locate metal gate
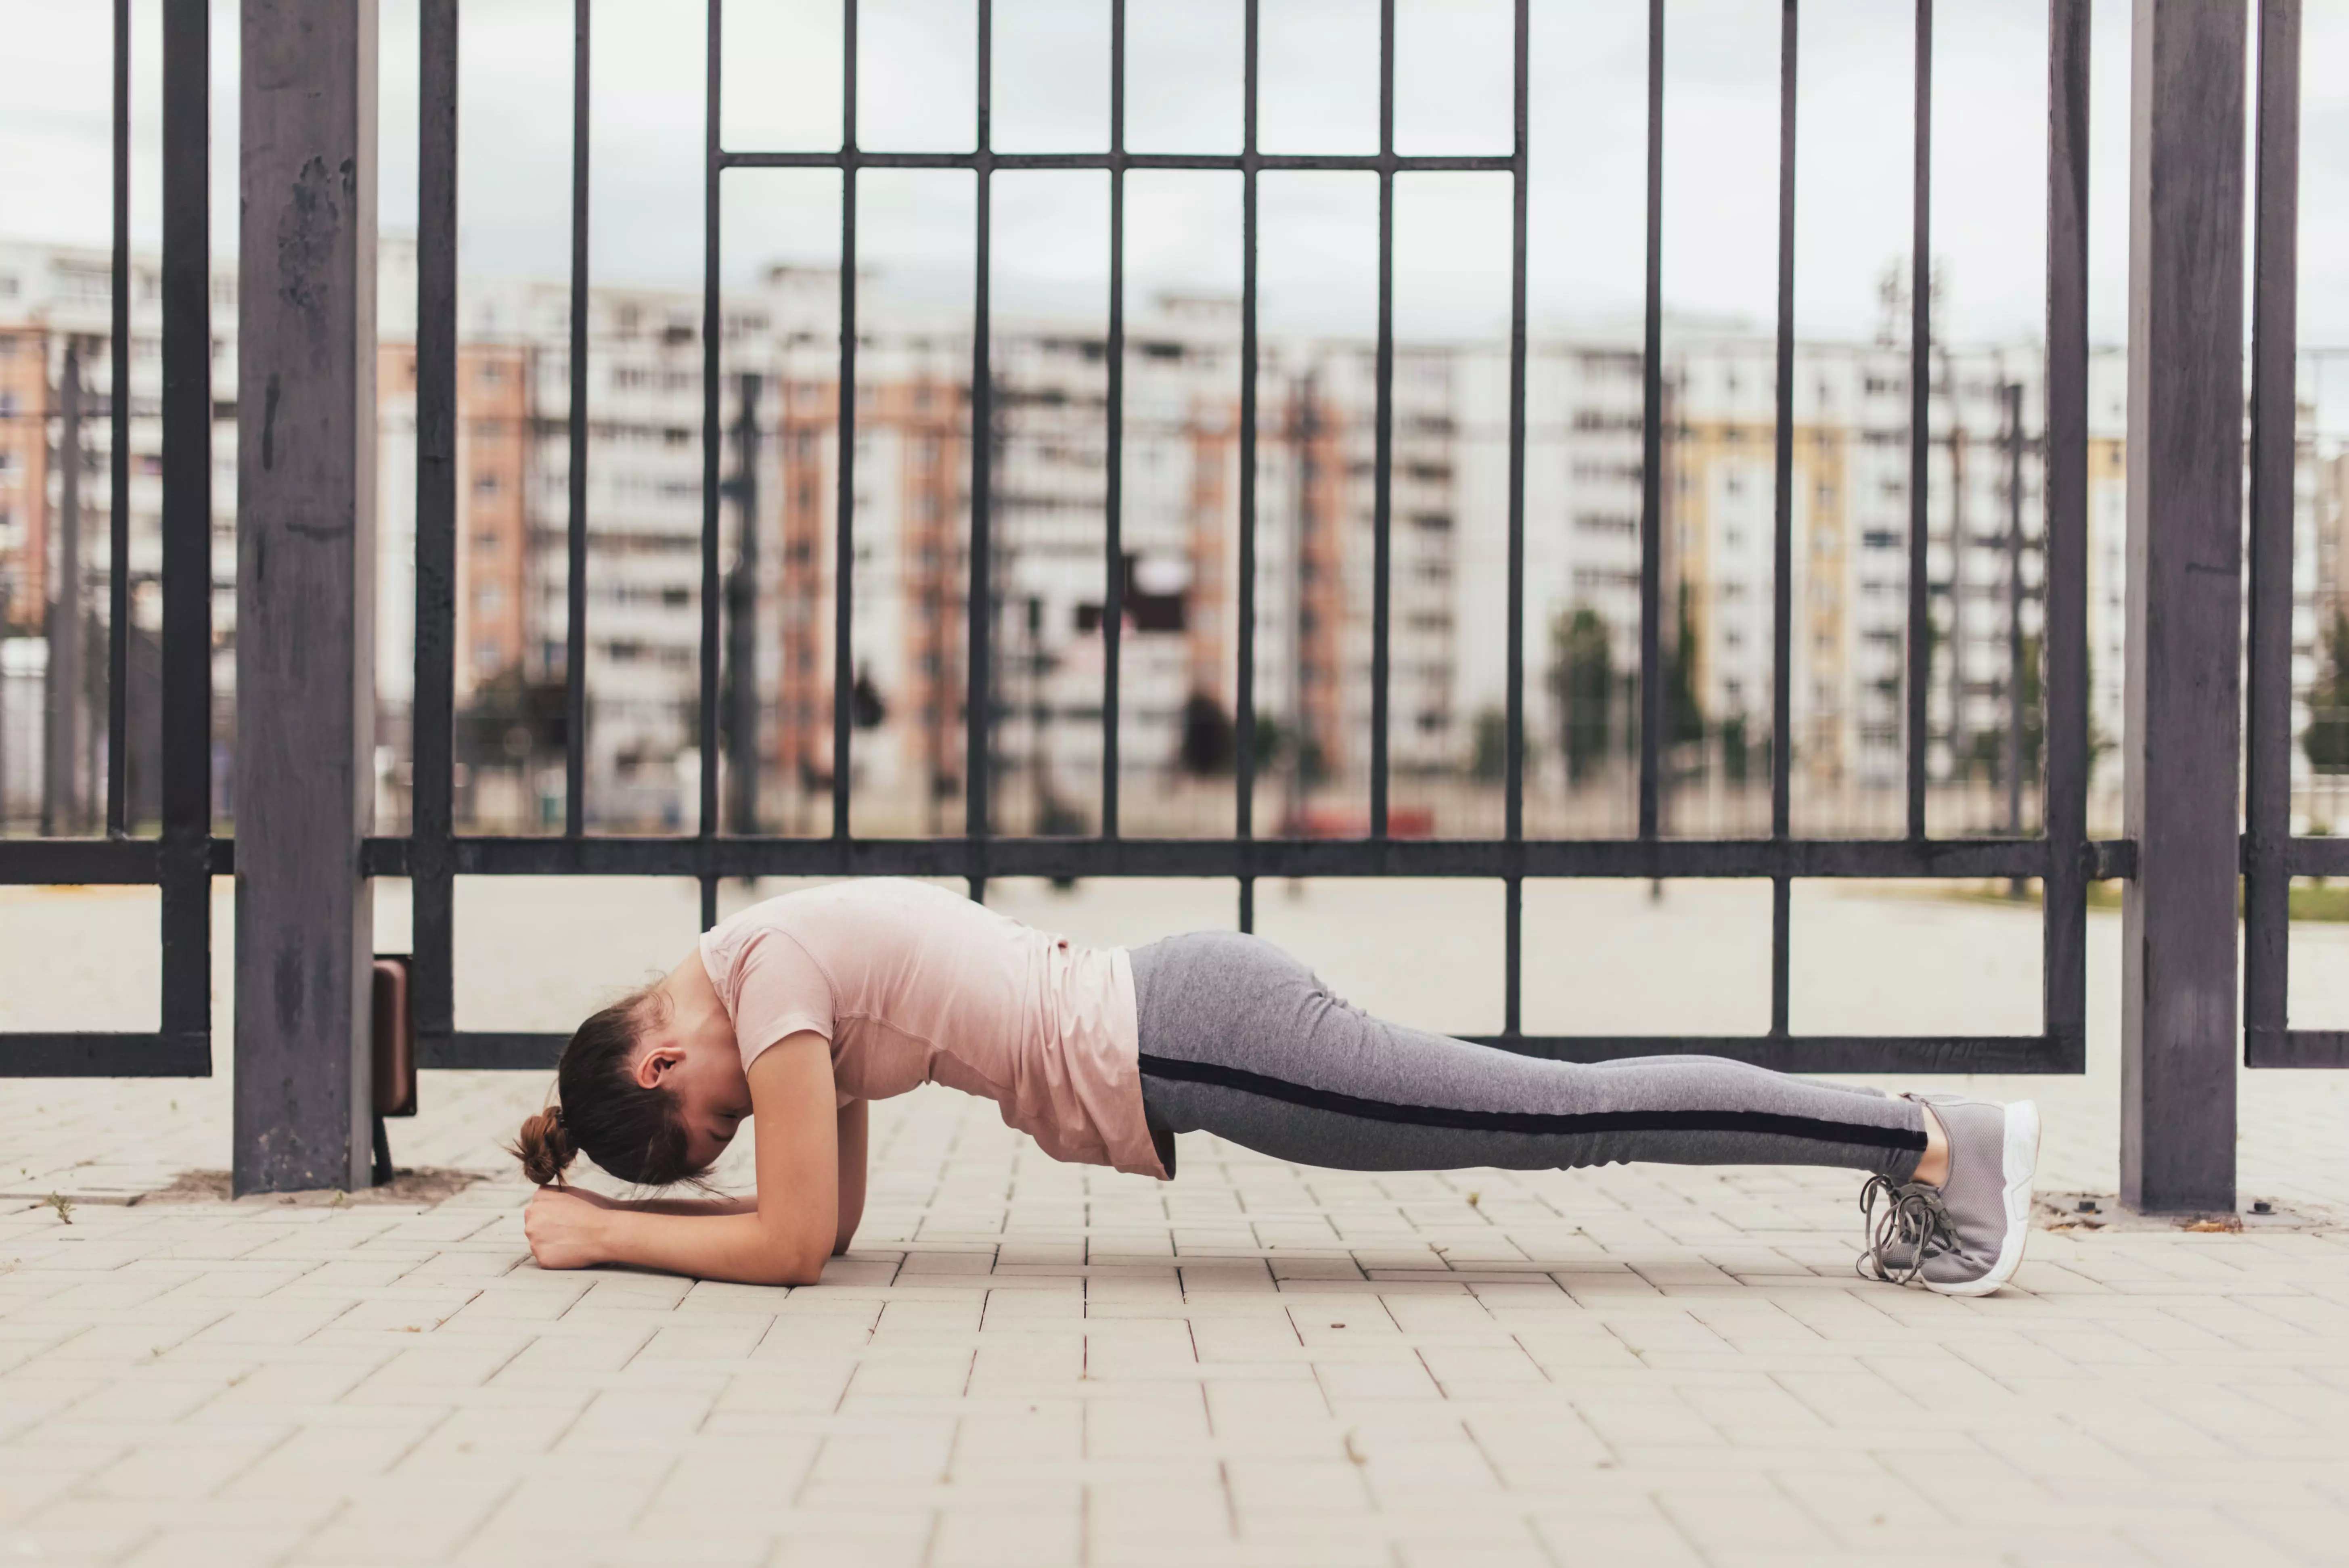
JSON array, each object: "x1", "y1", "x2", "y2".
[
  {"x1": 378, "y1": 0, "x2": 2101, "y2": 1074},
  {"x1": 0, "y1": 0, "x2": 214, "y2": 1078}
]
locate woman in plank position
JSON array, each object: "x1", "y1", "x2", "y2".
[{"x1": 514, "y1": 877, "x2": 2039, "y2": 1295}]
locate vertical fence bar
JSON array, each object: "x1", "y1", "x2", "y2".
[
  {"x1": 158, "y1": 0, "x2": 211, "y2": 1059},
  {"x1": 1638, "y1": 0, "x2": 1665, "y2": 842},
  {"x1": 413, "y1": 0, "x2": 459, "y2": 1054},
  {"x1": 700, "y1": 0, "x2": 724, "y2": 929},
  {"x1": 1369, "y1": 0, "x2": 1394, "y2": 841},
  {"x1": 565, "y1": 0, "x2": 591, "y2": 838},
  {"x1": 1103, "y1": 0, "x2": 1125, "y2": 845},
  {"x1": 1947, "y1": 405, "x2": 1966, "y2": 783},
  {"x1": 834, "y1": 0, "x2": 857, "y2": 844},
  {"x1": 107, "y1": 0, "x2": 130, "y2": 838},
  {"x1": 2005, "y1": 381, "x2": 2024, "y2": 836},
  {"x1": 1906, "y1": 0, "x2": 1932, "y2": 841},
  {"x1": 48, "y1": 343, "x2": 83, "y2": 838},
  {"x1": 1769, "y1": 0, "x2": 1796, "y2": 1036},
  {"x1": 234, "y1": 0, "x2": 379, "y2": 1191},
  {"x1": 2244, "y1": 0, "x2": 2301, "y2": 1065},
  {"x1": 727, "y1": 376, "x2": 762, "y2": 846},
  {"x1": 2121, "y1": 0, "x2": 2246, "y2": 1214},
  {"x1": 1236, "y1": 0, "x2": 1259, "y2": 933},
  {"x1": 2041, "y1": 0, "x2": 2089, "y2": 1070},
  {"x1": 1503, "y1": 0, "x2": 1528, "y2": 1037},
  {"x1": 966, "y1": 0, "x2": 994, "y2": 892}
]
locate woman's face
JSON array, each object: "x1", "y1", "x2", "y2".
[{"x1": 632, "y1": 1028, "x2": 754, "y2": 1174}]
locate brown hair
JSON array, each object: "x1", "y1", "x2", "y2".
[{"x1": 510, "y1": 984, "x2": 707, "y2": 1188}]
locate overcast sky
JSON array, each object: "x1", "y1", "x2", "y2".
[{"x1": 5, "y1": 0, "x2": 2348, "y2": 401}]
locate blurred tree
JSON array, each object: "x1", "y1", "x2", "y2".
[
  {"x1": 852, "y1": 668, "x2": 888, "y2": 730},
  {"x1": 1179, "y1": 692, "x2": 1235, "y2": 775},
  {"x1": 1669, "y1": 580, "x2": 1705, "y2": 746},
  {"x1": 1721, "y1": 712, "x2": 1750, "y2": 785},
  {"x1": 1550, "y1": 607, "x2": 1613, "y2": 785},
  {"x1": 1470, "y1": 706, "x2": 1507, "y2": 782},
  {"x1": 1252, "y1": 713, "x2": 1283, "y2": 770},
  {"x1": 2307, "y1": 612, "x2": 2349, "y2": 773}
]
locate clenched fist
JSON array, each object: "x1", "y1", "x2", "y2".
[{"x1": 522, "y1": 1185, "x2": 611, "y2": 1270}]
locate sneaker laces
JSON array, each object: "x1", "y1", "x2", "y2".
[{"x1": 1856, "y1": 1175, "x2": 1955, "y2": 1287}]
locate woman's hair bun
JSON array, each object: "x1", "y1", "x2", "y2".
[{"x1": 511, "y1": 1104, "x2": 578, "y2": 1186}]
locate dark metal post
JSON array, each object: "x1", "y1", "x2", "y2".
[
  {"x1": 699, "y1": 0, "x2": 724, "y2": 928},
  {"x1": 2004, "y1": 381, "x2": 2024, "y2": 837},
  {"x1": 2243, "y1": 0, "x2": 2302, "y2": 1068},
  {"x1": 234, "y1": 0, "x2": 379, "y2": 1192},
  {"x1": 1369, "y1": 0, "x2": 1394, "y2": 840},
  {"x1": 1235, "y1": 0, "x2": 1259, "y2": 933},
  {"x1": 2121, "y1": 0, "x2": 2246, "y2": 1214},
  {"x1": 411, "y1": 0, "x2": 458, "y2": 1061},
  {"x1": 1945, "y1": 390, "x2": 1966, "y2": 798},
  {"x1": 1905, "y1": 0, "x2": 1932, "y2": 841},
  {"x1": 158, "y1": 0, "x2": 212, "y2": 1070},
  {"x1": 1102, "y1": 0, "x2": 1125, "y2": 843},
  {"x1": 2040, "y1": 0, "x2": 2089, "y2": 1074},
  {"x1": 1503, "y1": 0, "x2": 1528, "y2": 1035},
  {"x1": 966, "y1": 0, "x2": 996, "y2": 896},
  {"x1": 45, "y1": 340, "x2": 83, "y2": 837},
  {"x1": 728, "y1": 373, "x2": 763, "y2": 835},
  {"x1": 1769, "y1": 0, "x2": 1798, "y2": 1033},
  {"x1": 107, "y1": 0, "x2": 132, "y2": 838},
  {"x1": 564, "y1": 0, "x2": 590, "y2": 837},
  {"x1": 1636, "y1": 0, "x2": 1664, "y2": 842},
  {"x1": 832, "y1": 0, "x2": 858, "y2": 846}
]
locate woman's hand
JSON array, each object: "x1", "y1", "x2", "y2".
[{"x1": 522, "y1": 1185, "x2": 610, "y2": 1269}]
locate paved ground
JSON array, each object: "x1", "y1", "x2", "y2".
[{"x1": 2, "y1": 878, "x2": 2349, "y2": 1566}]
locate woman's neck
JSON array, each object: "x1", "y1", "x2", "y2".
[{"x1": 658, "y1": 948, "x2": 736, "y2": 1055}]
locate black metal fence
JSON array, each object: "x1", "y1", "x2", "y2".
[
  {"x1": 2242, "y1": 0, "x2": 2341, "y2": 1071},
  {"x1": 0, "y1": 1, "x2": 2318, "y2": 1211},
  {"x1": 387, "y1": 0, "x2": 2102, "y2": 1075},
  {"x1": 0, "y1": 0, "x2": 214, "y2": 1078}
]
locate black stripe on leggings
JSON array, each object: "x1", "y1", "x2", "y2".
[{"x1": 1137, "y1": 1053, "x2": 1928, "y2": 1152}]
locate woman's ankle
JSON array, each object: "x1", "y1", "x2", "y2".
[{"x1": 1911, "y1": 1101, "x2": 1951, "y2": 1187}]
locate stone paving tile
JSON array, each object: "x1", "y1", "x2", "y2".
[
  {"x1": 2, "y1": 889, "x2": 2349, "y2": 1563},
  {"x1": 11, "y1": 1093, "x2": 2347, "y2": 1568}
]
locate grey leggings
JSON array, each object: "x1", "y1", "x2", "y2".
[{"x1": 1130, "y1": 931, "x2": 1926, "y2": 1182}]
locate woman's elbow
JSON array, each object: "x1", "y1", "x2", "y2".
[
  {"x1": 744, "y1": 1233, "x2": 831, "y2": 1287},
  {"x1": 737, "y1": 1256, "x2": 823, "y2": 1288}
]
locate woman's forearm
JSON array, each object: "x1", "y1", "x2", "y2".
[
  {"x1": 834, "y1": 1100, "x2": 869, "y2": 1255},
  {"x1": 611, "y1": 1194, "x2": 757, "y2": 1218},
  {"x1": 589, "y1": 1208, "x2": 827, "y2": 1287}
]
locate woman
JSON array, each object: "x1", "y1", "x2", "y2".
[{"x1": 516, "y1": 877, "x2": 2038, "y2": 1295}]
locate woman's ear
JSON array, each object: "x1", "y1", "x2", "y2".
[{"x1": 632, "y1": 1044, "x2": 688, "y2": 1090}]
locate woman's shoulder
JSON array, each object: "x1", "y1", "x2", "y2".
[{"x1": 717, "y1": 877, "x2": 965, "y2": 936}]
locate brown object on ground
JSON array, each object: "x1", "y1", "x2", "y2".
[
  {"x1": 130, "y1": 1168, "x2": 486, "y2": 1207},
  {"x1": 373, "y1": 955, "x2": 417, "y2": 1117}
]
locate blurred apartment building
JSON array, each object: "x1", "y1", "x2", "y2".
[
  {"x1": 0, "y1": 239, "x2": 239, "y2": 829},
  {"x1": 3, "y1": 233, "x2": 2341, "y2": 837}
]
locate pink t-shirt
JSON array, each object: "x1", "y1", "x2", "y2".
[{"x1": 697, "y1": 879, "x2": 1166, "y2": 1180}]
